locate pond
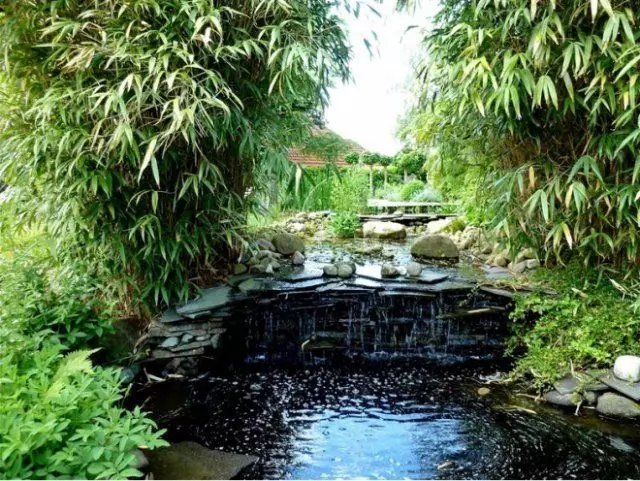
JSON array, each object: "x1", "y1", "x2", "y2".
[{"x1": 133, "y1": 362, "x2": 640, "y2": 480}]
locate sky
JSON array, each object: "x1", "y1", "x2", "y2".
[{"x1": 324, "y1": 1, "x2": 440, "y2": 156}]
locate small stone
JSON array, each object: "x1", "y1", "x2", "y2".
[
  {"x1": 477, "y1": 387, "x2": 491, "y2": 396},
  {"x1": 233, "y1": 263, "x2": 248, "y2": 275},
  {"x1": 613, "y1": 355, "x2": 640, "y2": 382},
  {"x1": 323, "y1": 264, "x2": 338, "y2": 277},
  {"x1": 159, "y1": 337, "x2": 179, "y2": 349},
  {"x1": 584, "y1": 391, "x2": 599, "y2": 405},
  {"x1": 597, "y1": 392, "x2": 640, "y2": 418},
  {"x1": 131, "y1": 449, "x2": 149, "y2": 470},
  {"x1": 381, "y1": 264, "x2": 399, "y2": 278},
  {"x1": 336, "y1": 263, "x2": 354, "y2": 278},
  {"x1": 292, "y1": 251, "x2": 305, "y2": 265},
  {"x1": 119, "y1": 367, "x2": 137, "y2": 385},
  {"x1": 396, "y1": 266, "x2": 407, "y2": 276},
  {"x1": 196, "y1": 335, "x2": 207, "y2": 341},
  {"x1": 525, "y1": 259, "x2": 541, "y2": 270},
  {"x1": 406, "y1": 262, "x2": 423, "y2": 277},
  {"x1": 181, "y1": 333, "x2": 194, "y2": 344},
  {"x1": 362, "y1": 221, "x2": 407, "y2": 240},
  {"x1": 544, "y1": 389, "x2": 581, "y2": 407},
  {"x1": 265, "y1": 263, "x2": 275, "y2": 275}
]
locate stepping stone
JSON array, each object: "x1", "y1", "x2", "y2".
[
  {"x1": 416, "y1": 271, "x2": 450, "y2": 284},
  {"x1": 146, "y1": 441, "x2": 258, "y2": 480},
  {"x1": 595, "y1": 370, "x2": 640, "y2": 401},
  {"x1": 176, "y1": 286, "x2": 234, "y2": 317},
  {"x1": 479, "y1": 286, "x2": 515, "y2": 299},
  {"x1": 553, "y1": 372, "x2": 608, "y2": 395},
  {"x1": 159, "y1": 307, "x2": 185, "y2": 324},
  {"x1": 346, "y1": 277, "x2": 385, "y2": 289}
]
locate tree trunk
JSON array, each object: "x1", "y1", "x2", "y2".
[
  {"x1": 295, "y1": 164, "x2": 303, "y2": 199},
  {"x1": 384, "y1": 168, "x2": 388, "y2": 187},
  {"x1": 369, "y1": 165, "x2": 374, "y2": 195},
  {"x1": 404, "y1": 169, "x2": 408, "y2": 183}
]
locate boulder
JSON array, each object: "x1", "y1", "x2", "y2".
[
  {"x1": 288, "y1": 222, "x2": 306, "y2": 234},
  {"x1": 425, "y1": 217, "x2": 455, "y2": 235},
  {"x1": 406, "y1": 262, "x2": 423, "y2": 277},
  {"x1": 381, "y1": 264, "x2": 399, "y2": 278},
  {"x1": 256, "y1": 238, "x2": 276, "y2": 252},
  {"x1": 272, "y1": 232, "x2": 305, "y2": 255},
  {"x1": 362, "y1": 221, "x2": 407, "y2": 240},
  {"x1": 613, "y1": 355, "x2": 640, "y2": 382},
  {"x1": 292, "y1": 251, "x2": 305, "y2": 266},
  {"x1": 493, "y1": 254, "x2": 508, "y2": 268},
  {"x1": 323, "y1": 264, "x2": 338, "y2": 277},
  {"x1": 410, "y1": 235, "x2": 460, "y2": 260},
  {"x1": 146, "y1": 441, "x2": 258, "y2": 480},
  {"x1": 336, "y1": 263, "x2": 354, "y2": 278},
  {"x1": 526, "y1": 259, "x2": 541, "y2": 270},
  {"x1": 509, "y1": 261, "x2": 528, "y2": 274},
  {"x1": 596, "y1": 392, "x2": 640, "y2": 418}
]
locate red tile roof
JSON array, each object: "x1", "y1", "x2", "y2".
[{"x1": 288, "y1": 148, "x2": 349, "y2": 167}]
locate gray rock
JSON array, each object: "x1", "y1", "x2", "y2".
[
  {"x1": 493, "y1": 254, "x2": 508, "y2": 267},
  {"x1": 381, "y1": 264, "x2": 399, "y2": 278},
  {"x1": 516, "y1": 247, "x2": 536, "y2": 262},
  {"x1": 292, "y1": 251, "x2": 305, "y2": 265},
  {"x1": 544, "y1": 389, "x2": 581, "y2": 407},
  {"x1": 553, "y1": 373, "x2": 608, "y2": 394},
  {"x1": 256, "y1": 238, "x2": 276, "y2": 251},
  {"x1": 323, "y1": 264, "x2": 338, "y2": 277},
  {"x1": 272, "y1": 232, "x2": 305, "y2": 255},
  {"x1": 265, "y1": 263, "x2": 275, "y2": 275},
  {"x1": 176, "y1": 286, "x2": 232, "y2": 317},
  {"x1": 584, "y1": 391, "x2": 599, "y2": 405},
  {"x1": 181, "y1": 333, "x2": 194, "y2": 344},
  {"x1": 362, "y1": 221, "x2": 407, "y2": 240},
  {"x1": 509, "y1": 261, "x2": 528, "y2": 274},
  {"x1": 597, "y1": 392, "x2": 640, "y2": 418},
  {"x1": 352, "y1": 243, "x2": 383, "y2": 255},
  {"x1": 336, "y1": 263, "x2": 354, "y2": 278},
  {"x1": 119, "y1": 366, "x2": 138, "y2": 385},
  {"x1": 410, "y1": 235, "x2": 460, "y2": 260},
  {"x1": 159, "y1": 337, "x2": 180, "y2": 349},
  {"x1": 406, "y1": 262, "x2": 423, "y2": 277},
  {"x1": 146, "y1": 441, "x2": 258, "y2": 480},
  {"x1": 210, "y1": 333, "x2": 223, "y2": 349},
  {"x1": 288, "y1": 222, "x2": 306, "y2": 233},
  {"x1": 525, "y1": 259, "x2": 541, "y2": 270}
]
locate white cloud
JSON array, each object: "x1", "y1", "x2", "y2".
[{"x1": 325, "y1": 1, "x2": 440, "y2": 156}]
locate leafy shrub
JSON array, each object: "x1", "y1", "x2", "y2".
[
  {"x1": 0, "y1": 341, "x2": 167, "y2": 479},
  {"x1": 410, "y1": 186, "x2": 443, "y2": 203},
  {"x1": 507, "y1": 264, "x2": 640, "y2": 389},
  {"x1": 0, "y1": 0, "x2": 350, "y2": 307},
  {"x1": 399, "y1": 180, "x2": 425, "y2": 201},
  {"x1": 444, "y1": 217, "x2": 467, "y2": 233},
  {"x1": 330, "y1": 212, "x2": 360, "y2": 238},
  {"x1": 331, "y1": 170, "x2": 370, "y2": 214},
  {"x1": 0, "y1": 238, "x2": 118, "y2": 350},
  {"x1": 418, "y1": 0, "x2": 640, "y2": 268},
  {"x1": 0, "y1": 237, "x2": 167, "y2": 479},
  {"x1": 376, "y1": 185, "x2": 402, "y2": 202}
]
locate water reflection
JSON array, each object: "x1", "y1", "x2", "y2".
[{"x1": 136, "y1": 364, "x2": 640, "y2": 480}]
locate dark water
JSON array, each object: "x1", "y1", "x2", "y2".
[{"x1": 135, "y1": 363, "x2": 640, "y2": 479}]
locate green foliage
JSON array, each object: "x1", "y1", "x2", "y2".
[
  {"x1": 444, "y1": 217, "x2": 467, "y2": 233},
  {"x1": 416, "y1": 0, "x2": 640, "y2": 267},
  {"x1": 393, "y1": 149, "x2": 426, "y2": 177},
  {"x1": 0, "y1": 0, "x2": 350, "y2": 307},
  {"x1": 301, "y1": 130, "x2": 362, "y2": 164},
  {"x1": 0, "y1": 341, "x2": 167, "y2": 479},
  {"x1": 330, "y1": 212, "x2": 360, "y2": 238},
  {"x1": 399, "y1": 180, "x2": 425, "y2": 201},
  {"x1": 360, "y1": 152, "x2": 382, "y2": 166},
  {"x1": 0, "y1": 236, "x2": 167, "y2": 479},
  {"x1": 331, "y1": 169, "x2": 370, "y2": 213},
  {"x1": 508, "y1": 264, "x2": 640, "y2": 389},
  {"x1": 344, "y1": 152, "x2": 361, "y2": 165},
  {"x1": 0, "y1": 237, "x2": 118, "y2": 350}
]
